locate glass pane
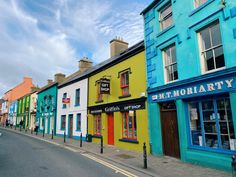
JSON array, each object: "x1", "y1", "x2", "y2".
[
  {"x1": 162, "y1": 16, "x2": 172, "y2": 30},
  {"x1": 205, "y1": 134, "x2": 218, "y2": 148},
  {"x1": 214, "y1": 46, "x2": 225, "y2": 68},
  {"x1": 195, "y1": 0, "x2": 208, "y2": 8},
  {"x1": 211, "y1": 23, "x2": 222, "y2": 47},
  {"x1": 128, "y1": 115, "x2": 133, "y2": 138},
  {"x1": 133, "y1": 115, "x2": 137, "y2": 138},
  {"x1": 204, "y1": 50, "x2": 214, "y2": 71},
  {"x1": 165, "y1": 48, "x2": 171, "y2": 65},
  {"x1": 189, "y1": 102, "x2": 203, "y2": 146},
  {"x1": 123, "y1": 113, "x2": 127, "y2": 137},
  {"x1": 173, "y1": 64, "x2": 178, "y2": 80},
  {"x1": 200, "y1": 28, "x2": 211, "y2": 50},
  {"x1": 202, "y1": 100, "x2": 214, "y2": 121},
  {"x1": 160, "y1": 5, "x2": 172, "y2": 19},
  {"x1": 171, "y1": 45, "x2": 176, "y2": 63}
]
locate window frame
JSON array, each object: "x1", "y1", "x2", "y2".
[
  {"x1": 94, "y1": 114, "x2": 102, "y2": 136},
  {"x1": 159, "y1": 2, "x2": 173, "y2": 31},
  {"x1": 122, "y1": 111, "x2": 137, "y2": 140},
  {"x1": 75, "y1": 88, "x2": 80, "y2": 106},
  {"x1": 62, "y1": 93, "x2": 67, "y2": 109},
  {"x1": 61, "y1": 115, "x2": 66, "y2": 130},
  {"x1": 198, "y1": 22, "x2": 225, "y2": 73},
  {"x1": 76, "y1": 113, "x2": 81, "y2": 131},
  {"x1": 120, "y1": 71, "x2": 129, "y2": 96}
]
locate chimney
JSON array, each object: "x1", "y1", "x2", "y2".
[
  {"x1": 23, "y1": 77, "x2": 32, "y2": 83},
  {"x1": 47, "y1": 79, "x2": 53, "y2": 84},
  {"x1": 54, "y1": 73, "x2": 66, "y2": 84},
  {"x1": 79, "y1": 57, "x2": 93, "y2": 72},
  {"x1": 110, "y1": 37, "x2": 128, "y2": 58}
]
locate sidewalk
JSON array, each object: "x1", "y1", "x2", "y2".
[{"x1": 1, "y1": 127, "x2": 230, "y2": 177}]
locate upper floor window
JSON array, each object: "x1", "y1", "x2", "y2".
[
  {"x1": 120, "y1": 71, "x2": 129, "y2": 96},
  {"x1": 198, "y1": 22, "x2": 225, "y2": 72},
  {"x1": 62, "y1": 93, "x2": 67, "y2": 109},
  {"x1": 75, "y1": 89, "x2": 80, "y2": 106},
  {"x1": 160, "y1": 3, "x2": 173, "y2": 31},
  {"x1": 194, "y1": 0, "x2": 208, "y2": 8},
  {"x1": 163, "y1": 44, "x2": 178, "y2": 82}
]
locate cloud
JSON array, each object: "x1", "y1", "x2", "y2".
[{"x1": 0, "y1": 0, "x2": 152, "y2": 96}]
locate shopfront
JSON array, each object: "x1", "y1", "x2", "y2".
[
  {"x1": 148, "y1": 68, "x2": 236, "y2": 171},
  {"x1": 88, "y1": 97, "x2": 149, "y2": 152}
]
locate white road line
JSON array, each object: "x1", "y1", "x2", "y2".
[{"x1": 82, "y1": 153, "x2": 138, "y2": 177}]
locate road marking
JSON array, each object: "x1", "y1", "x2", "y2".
[{"x1": 82, "y1": 153, "x2": 138, "y2": 177}]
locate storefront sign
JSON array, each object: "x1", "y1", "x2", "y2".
[
  {"x1": 62, "y1": 98, "x2": 70, "y2": 103},
  {"x1": 100, "y1": 79, "x2": 110, "y2": 94},
  {"x1": 89, "y1": 99, "x2": 145, "y2": 114},
  {"x1": 151, "y1": 76, "x2": 236, "y2": 102}
]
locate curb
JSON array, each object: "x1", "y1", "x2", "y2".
[{"x1": 1, "y1": 127, "x2": 156, "y2": 177}]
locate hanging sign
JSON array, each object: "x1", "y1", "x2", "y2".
[
  {"x1": 100, "y1": 79, "x2": 110, "y2": 94},
  {"x1": 62, "y1": 98, "x2": 70, "y2": 104}
]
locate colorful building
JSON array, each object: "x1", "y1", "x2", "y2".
[
  {"x1": 87, "y1": 39, "x2": 149, "y2": 153},
  {"x1": 17, "y1": 94, "x2": 30, "y2": 128},
  {"x1": 9, "y1": 101, "x2": 17, "y2": 126},
  {"x1": 142, "y1": 0, "x2": 236, "y2": 171},
  {"x1": 29, "y1": 91, "x2": 38, "y2": 131},
  {"x1": 36, "y1": 73, "x2": 65, "y2": 135},
  {"x1": 56, "y1": 58, "x2": 92, "y2": 139}
]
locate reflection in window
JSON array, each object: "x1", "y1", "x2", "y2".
[{"x1": 122, "y1": 111, "x2": 137, "y2": 140}]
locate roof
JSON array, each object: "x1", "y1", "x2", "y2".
[
  {"x1": 59, "y1": 40, "x2": 144, "y2": 88},
  {"x1": 140, "y1": 0, "x2": 161, "y2": 15},
  {"x1": 37, "y1": 82, "x2": 58, "y2": 94}
]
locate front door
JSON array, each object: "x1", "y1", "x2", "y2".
[
  {"x1": 69, "y1": 114, "x2": 73, "y2": 138},
  {"x1": 107, "y1": 113, "x2": 114, "y2": 145},
  {"x1": 160, "y1": 102, "x2": 180, "y2": 158}
]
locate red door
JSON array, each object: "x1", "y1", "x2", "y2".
[{"x1": 107, "y1": 113, "x2": 114, "y2": 145}]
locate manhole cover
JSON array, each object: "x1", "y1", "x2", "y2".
[{"x1": 116, "y1": 154, "x2": 135, "y2": 159}]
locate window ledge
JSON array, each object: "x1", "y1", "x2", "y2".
[
  {"x1": 119, "y1": 138, "x2": 139, "y2": 144},
  {"x1": 188, "y1": 145, "x2": 236, "y2": 155},
  {"x1": 95, "y1": 100, "x2": 104, "y2": 103},
  {"x1": 118, "y1": 94, "x2": 131, "y2": 99},
  {"x1": 156, "y1": 24, "x2": 175, "y2": 38},
  {"x1": 202, "y1": 66, "x2": 226, "y2": 75},
  {"x1": 74, "y1": 104, "x2": 80, "y2": 107},
  {"x1": 189, "y1": 0, "x2": 215, "y2": 17}
]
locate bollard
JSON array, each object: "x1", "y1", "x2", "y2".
[
  {"x1": 64, "y1": 131, "x2": 66, "y2": 143},
  {"x1": 80, "y1": 133, "x2": 82, "y2": 147},
  {"x1": 232, "y1": 155, "x2": 236, "y2": 177},
  {"x1": 51, "y1": 129, "x2": 54, "y2": 139},
  {"x1": 143, "y1": 142, "x2": 147, "y2": 169},
  {"x1": 43, "y1": 128, "x2": 45, "y2": 137},
  {"x1": 100, "y1": 136, "x2": 103, "y2": 154}
]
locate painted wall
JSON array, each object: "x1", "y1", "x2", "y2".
[
  {"x1": 29, "y1": 92, "x2": 37, "y2": 130},
  {"x1": 56, "y1": 78, "x2": 88, "y2": 140},
  {"x1": 17, "y1": 95, "x2": 30, "y2": 128},
  {"x1": 88, "y1": 50, "x2": 150, "y2": 153},
  {"x1": 9, "y1": 101, "x2": 17, "y2": 125},
  {"x1": 36, "y1": 85, "x2": 57, "y2": 135}
]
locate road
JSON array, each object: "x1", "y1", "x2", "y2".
[{"x1": 0, "y1": 129, "x2": 138, "y2": 177}]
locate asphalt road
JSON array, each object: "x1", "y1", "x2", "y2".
[{"x1": 0, "y1": 129, "x2": 130, "y2": 177}]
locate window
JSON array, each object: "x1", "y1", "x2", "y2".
[
  {"x1": 120, "y1": 71, "x2": 129, "y2": 96},
  {"x1": 75, "y1": 89, "x2": 80, "y2": 106},
  {"x1": 94, "y1": 114, "x2": 102, "y2": 135},
  {"x1": 188, "y1": 97, "x2": 235, "y2": 151},
  {"x1": 122, "y1": 111, "x2": 137, "y2": 140},
  {"x1": 97, "y1": 82, "x2": 103, "y2": 102},
  {"x1": 61, "y1": 115, "x2": 66, "y2": 130},
  {"x1": 160, "y1": 3, "x2": 173, "y2": 31},
  {"x1": 76, "y1": 113, "x2": 81, "y2": 131},
  {"x1": 199, "y1": 22, "x2": 225, "y2": 72},
  {"x1": 163, "y1": 45, "x2": 178, "y2": 82},
  {"x1": 62, "y1": 93, "x2": 67, "y2": 109},
  {"x1": 194, "y1": 0, "x2": 208, "y2": 8}
]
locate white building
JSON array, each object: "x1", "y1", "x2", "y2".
[{"x1": 56, "y1": 58, "x2": 92, "y2": 140}]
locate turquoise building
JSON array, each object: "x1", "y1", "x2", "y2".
[
  {"x1": 36, "y1": 74, "x2": 65, "y2": 135},
  {"x1": 142, "y1": 0, "x2": 236, "y2": 171}
]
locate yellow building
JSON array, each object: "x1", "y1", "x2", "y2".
[{"x1": 88, "y1": 39, "x2": 149, "y2": 153}]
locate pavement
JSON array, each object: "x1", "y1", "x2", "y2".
[{"x1": 0, "y1": 126, "x2": 231, "y2": 177}]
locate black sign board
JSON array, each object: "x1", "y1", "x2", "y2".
[{"x1": 100, "y1": 79, "x2": 110, "y2": 94}]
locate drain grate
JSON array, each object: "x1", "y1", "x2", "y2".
[{"x1": 116, "y1": 154, "x2": 135, "y2": 159}]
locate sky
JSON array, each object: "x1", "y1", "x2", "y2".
[{"x1": 0, "y1": 0, "x2": 152, "y2": 96}]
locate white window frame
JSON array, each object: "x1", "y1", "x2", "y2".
[{"x1": 159, "y1": 2, "x2": 173, "y2": 31}]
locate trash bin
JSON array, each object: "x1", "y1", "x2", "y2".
[{"x1": 87, "y1": 134, "x2": 92, "y2": 142}]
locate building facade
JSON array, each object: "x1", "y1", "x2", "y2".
[
  {"x1": 142, "y1": 0, "x2": 236, "y2": 171},
  {"x1": 87, "y1": 39, "x2": 149, "y2": 152},
  {"x1": 17, "y1": 94, "x2": 30, "y2": 128},
  {"x1": 29, "y1": 91, "x2": 37, "y2": 131},
  {"x1": 9, "y1": 101, "x2": 17, "y2": 126}
]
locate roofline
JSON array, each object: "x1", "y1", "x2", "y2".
[
  {"x1": 58, "y1": 40, "x2": 144, "y2": 89},
  {"x1": 37, "y1": 83, "x2": 58, "y2": 94},
  {"x1": 140, "y1": 0, "x2": 161, "y2": 15}
]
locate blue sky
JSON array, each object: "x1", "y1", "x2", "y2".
[{"x1": 0, "y1": 0, "x2": 152, "y2": 96}]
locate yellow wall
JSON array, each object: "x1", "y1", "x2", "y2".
[{"x1": 88, "y1": 50, "x2": 150, "y2": 153}]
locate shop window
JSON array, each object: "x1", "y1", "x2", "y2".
[
  {"x1": 194, "y1": 0, "x2": 208, "y2": 8},
  {"x1": 122, "y1": 111, "x2": 137, "y2": 140},
  {"x1": 163, "y1": 44, "x2": 178, "y2": 83},
  {"x1": 188, "y1": 97, "x2": 235, "y2": 151},
  {"x1": 94, "y1": 114, "x2": 102, "y2": 135},
  {"x1": 120, "y1": 71, "x2": 129, "y2": 96},
  {"x1": 75, "y1": 88, "x2": 80, "y2": 106},
  {"x1": 61, "y1": 115, "x2": 66, "y2": 130},
  {"x1": 159, "y1": 2, "x2": 173, "y2": 31},
  {"x1": 76, "y1": 113, "x2": 81, "y2": 131},
  {"x1": 198, "y1": 22, "x2": 225, "y2": 72},
  {"x1": 97, "y1": 82, "x2": 103, "y2": 102},
  {"x1": 62, "y1": 93, "x2": 67, "y2": 109}
]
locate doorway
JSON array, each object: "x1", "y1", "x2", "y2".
[
  {"x1": 107, "y1": 113, "x2": 114, "y2": 145},
  {"x1": 68, "y1": 114, "x2": 73, "y2": 138},
  {"x1": 160, "y1": 102, "x2": 180, "y2": 158}
]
